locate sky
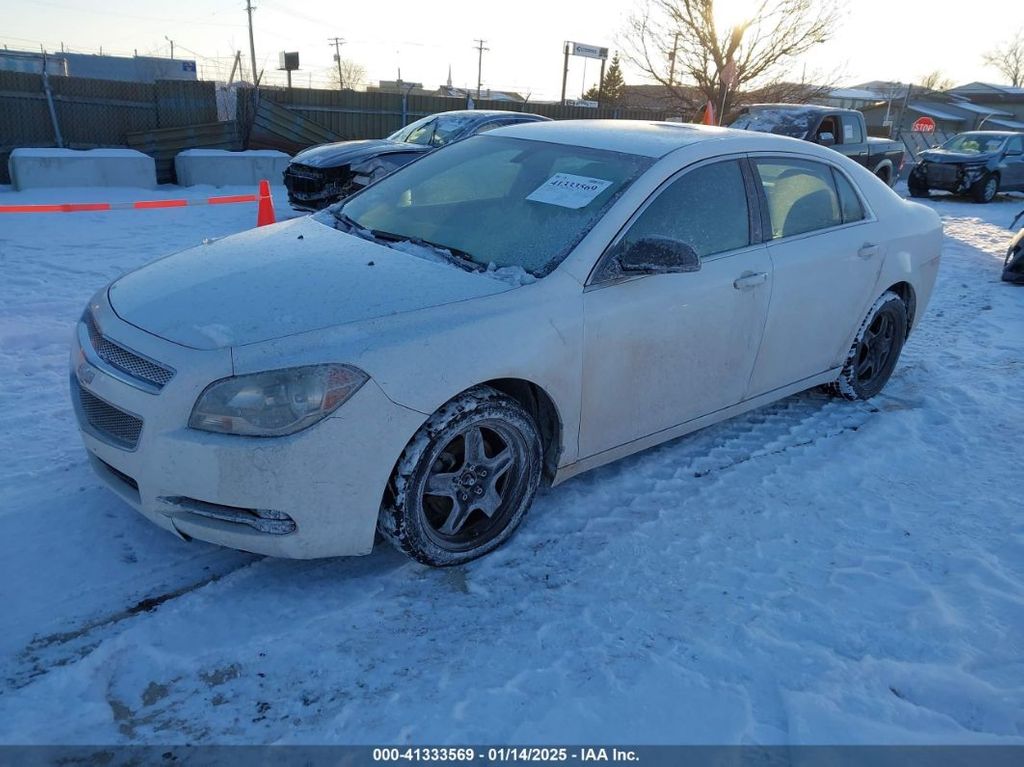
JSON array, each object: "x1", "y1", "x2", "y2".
[{"x1": 1, "y1": 0, "x2": 1022, "y2": 100}]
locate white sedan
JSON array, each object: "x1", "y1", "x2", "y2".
[{"x1": 71, "y1": 121, "x2": 942, "y2": 566}]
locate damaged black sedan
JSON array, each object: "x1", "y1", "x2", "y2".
[
  {"x1": 909, "y1": 131, "x2": 1024, "y2": 203},
  {"x1": 283, "y1": 109, "x2": 550, "y2": 211}
]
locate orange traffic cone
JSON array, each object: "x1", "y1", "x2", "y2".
[
  {"x1": 256, "y1": 179, "x2": 276, "y2": 227},
  {"x1": 702, "y1": 100, "x2": 716, "y2": 126}
]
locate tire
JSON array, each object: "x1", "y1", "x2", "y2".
[
  {"x1": 378, "y1": 386, "x2": 543, "y2": 567},
  {"x1": 971, "y1": 173, "x2": 999, "y2": 203},
  {"x1": 829, "y1": 291, "x2": 907, "y2": 401},
  {"x1": 907, "y1": 172, "x2": 929, "y2": 198}
]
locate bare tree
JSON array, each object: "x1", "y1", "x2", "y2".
[
  {"x1": 620, "y1": 0, "x2": 839, "y2": 120},
  {"x1": 919, "y1": 70, "x2": 953, "y2": 92},
  {"x1": 328, "y1": 59, "x2": 367, "y2": 90},
  {"x1": 983, "y1": 29, "x2": 1024, "y2": 88}
]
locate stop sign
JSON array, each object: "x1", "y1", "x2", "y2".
[{"x1": 912, "y1": 116, "x2": 936, "y2": 132}]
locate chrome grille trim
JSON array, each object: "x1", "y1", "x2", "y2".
[
  {"x1": 72, "y1": 377, "x2": 143, "y2": 450},
  {"x1": 83, "y1": 312, "x2": 174, "y2": 390}
]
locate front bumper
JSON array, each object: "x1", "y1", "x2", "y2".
[
  {"x1": 912, "y1": 162, "x2": 987, "y2": 193},
  {"x1": 70, "y1": 295, "x2": 425, "y2": 559},
  {"x1": 283, "y1": 164, "x2": 353, "y2": 211}
]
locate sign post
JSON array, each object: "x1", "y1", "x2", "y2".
[{"x1": 560, "y1": 41, "x2": 609, "y2": 106}]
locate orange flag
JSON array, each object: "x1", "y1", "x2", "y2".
[{"x1": 702, "y1": 100, "x2": 716, "y2": 125}]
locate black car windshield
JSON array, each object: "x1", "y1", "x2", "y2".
[
  {"x1": 941, "y1": 133, "x2": 1010, "y2": 154},
  {"x1": 325, "y1": 135, "x2": 652, "y2": 276},
  {"x1": 730, "y1": 109, "x2": 813, "y2": 139},
  {"x1": 388, "y1": 114, "x2": 478, "y2": 147}
]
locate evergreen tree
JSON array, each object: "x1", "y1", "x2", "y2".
[{"x1": 584, "y1": 54, "x2": 626, "y2": 105}]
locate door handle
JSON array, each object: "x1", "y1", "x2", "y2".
[
  {"x1": 858, "y1": 243, "x2": 880, "y2": 259},
  {"x1": 733, "y1": 271, "x2": 768, "y2": 290}
]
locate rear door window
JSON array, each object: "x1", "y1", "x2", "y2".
[{"x1": 754, "y1": 159, "x2": 843, "y2": 239}]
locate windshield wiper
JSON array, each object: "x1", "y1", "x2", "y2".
[{"x1": 371, "y1": 230, "x2": 484, "y2": 273}]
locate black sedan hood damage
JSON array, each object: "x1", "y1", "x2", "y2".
[{"x1": 292, "y1": 140, "x2": 429, "y2": 169}]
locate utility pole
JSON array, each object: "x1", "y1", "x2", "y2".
[
  {"x1": 164, "y1": 36, "x2": 174, "y2": 59},
  {"x1": 328, "y1": 37, "x2": 345, "y2": 89},
  {"x1": 473, "y1": 38, "x2": 488, "y2": 100},
  {"x1": 245, "y1": 0, "x2": 258, "y2": 86}
]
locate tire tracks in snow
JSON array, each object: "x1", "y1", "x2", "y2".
[{"x1": 3, "y1": 558, "x2": 259, "y2": 692}]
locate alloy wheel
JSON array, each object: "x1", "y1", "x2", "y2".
[
  {"x1": 420, "y1": 420, "x2": 528, "y2": 550},
  {"x1": 855, "y1": 311, "x2": 896, "y2": 385}
]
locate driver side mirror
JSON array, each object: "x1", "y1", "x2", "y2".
[
  {"x1": 615, "y1": 236, "x2": 702, "y2": 275},
  {"x1": 818, "y1": 132, "x2": 836, "y2": 147},
  {"x1": 1007, "y1": 148, "x2": 1023, "y2": 157}
]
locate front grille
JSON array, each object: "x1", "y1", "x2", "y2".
[
  {"x1": 284, "y1": 164, "x2": 326, "y2": 194},
  {"x1": 925, "y1": 163, "x2": 958, "y2": 184},
  {"x1": 75, "y1": 380, "x2": 143, "y2": 449},
  {"x1": 84, "y1": 313, "x2": 174, "y2": 389}
]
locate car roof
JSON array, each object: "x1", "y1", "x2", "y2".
[
  {"x1": 491, "y1": 119, "x2": 814, "y2": 158},
  {"x1": 435, "y1": 109, "x2": 548, "y2": 120},
  {"x1": 957, "y1": 130, "x2": 1019, "y2": 136}
]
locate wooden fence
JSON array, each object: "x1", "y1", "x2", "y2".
[
  {"x1": 0, "y1": 71, "x2": 217, "y2": 183},
  {"x1": 255, "y1": 87, "x2": 670, "y2": 142}
]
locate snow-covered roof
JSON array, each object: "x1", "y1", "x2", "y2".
[
  {"x1": 948, "y1": 82, "x2": 1024, "y2": 96},
  {"x1": 908, "y1": 103, "x2": 966, "y2": 123},
  {"x1": 946, "y1": 99, "x2": 1014, "y2": 117},
  {"x1": 986, "y1": 117, "x2": 1024, "y2": 130},
  {"x1": 827, "y1": 87, "x2": 881, "y2": 101}
]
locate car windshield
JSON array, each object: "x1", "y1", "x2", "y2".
[
  {"x1": 388, "y1": 114, "x2": 477, "y2": 147},
  {"x1": 323, "y1": 135, "x2": 652, "y2": 276},
  {"x1": 941, "y1": 133, "x2": 1009, "y2": 154},
  {"x1": 730, "y1": 109, "x2": 813, "y2": 139}
]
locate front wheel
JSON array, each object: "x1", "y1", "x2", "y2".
[
  {"x1": 378, "y1": 386, "x2": 543, "y2": 567},
  {"x1": 829, "y1": 292, "x2": 907, "y2": 401},
  {"x1": 907, "y1": 172, "x2": 929, "y2": 198},
  {"x1": 971, "y1": 173, "x2": 999, "y2": 203}
]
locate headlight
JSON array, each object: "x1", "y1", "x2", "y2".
[{"x1": 189, "y1": 364, "x2": 368, "y2": 436}]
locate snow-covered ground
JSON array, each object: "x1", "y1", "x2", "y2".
[{"x1": 0, "y1": 183, "x2": 1022, "y2": 745}]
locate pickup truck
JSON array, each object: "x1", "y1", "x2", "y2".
[{"x1": 730, "y1": 104, "x2": 904, "y2": 186}]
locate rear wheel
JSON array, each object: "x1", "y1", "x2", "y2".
[
  {"x1": 378, "y1": 386, "x2": 543, "y2": 567},
  {"x1": 971, "y1": 173, "x2": 999, "y2": 203},
  {"x1": 829, "y1": 292, "x2": 907, "y2": 401}
]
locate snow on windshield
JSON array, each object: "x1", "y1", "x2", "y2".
[{"x1": 730, "y1": 109, "x2": 813, "y2": 139}]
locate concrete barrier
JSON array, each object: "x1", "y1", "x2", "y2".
[
  {"x1": 175, "y1": 149, "x2": 291, "y2": 187},
  {"x1": 9, "y1": 148, "x2": 157, "y2": 190}
]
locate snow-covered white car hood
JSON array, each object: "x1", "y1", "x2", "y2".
[{"x1": 108, "y1": 216, "x2": 514, "y2": 350}]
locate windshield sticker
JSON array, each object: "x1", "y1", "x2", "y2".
[{"x1": 526, "y1": 173, "x2": 613, "y2": 209}]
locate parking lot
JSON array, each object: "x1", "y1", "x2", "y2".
[{"x1": 0, "y1": 183, "x2": 1022, "y2": 744}]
